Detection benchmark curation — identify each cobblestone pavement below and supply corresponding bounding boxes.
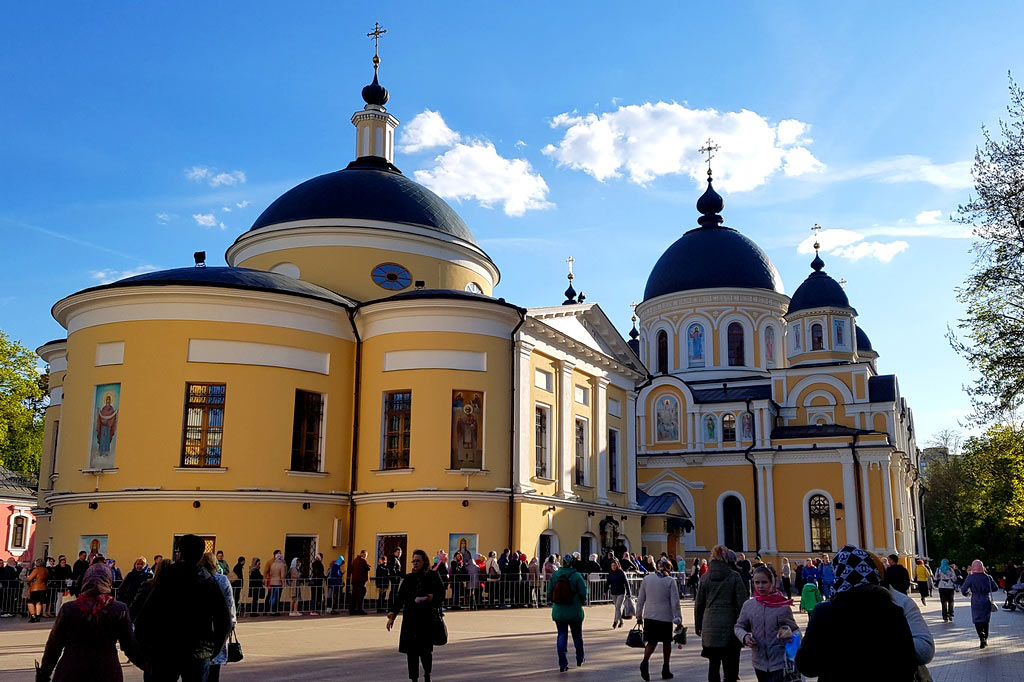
[1,592,1020,680]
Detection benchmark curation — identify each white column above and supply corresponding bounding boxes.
[557,360,576,499]
[765,462,777,552]
[593,377,609,504]
[913,480,925,557]
[882,458,897,555]
[861,460,875,550]
[756,464,768,551]
[626,394,638,508]
[840,453,860,546]
[512,341,535,493]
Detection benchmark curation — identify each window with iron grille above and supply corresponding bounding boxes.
[574,417,588,486]
[809,494,833,551]
[535,404,550,478]
[383,391,412,469]
[291,390,324,472]
[608,428,619,492]
[181,383,226,467]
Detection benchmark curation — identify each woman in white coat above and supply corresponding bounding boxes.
[636,558,682,681]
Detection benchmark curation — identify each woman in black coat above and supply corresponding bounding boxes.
[387,549,445,682]
[248,559,265,615]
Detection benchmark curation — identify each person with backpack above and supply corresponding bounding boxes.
[546,554,588,672]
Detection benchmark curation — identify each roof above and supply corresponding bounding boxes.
[869,375,897,402]
[637,490,688,516]
[788,263,856,315]
[248,156,478,246]
[363,288,525,312]
[72,267,354,308]
[690,384,772,404]
[856,326,873,353]
[0,466,36,500]
[771,424,874,439]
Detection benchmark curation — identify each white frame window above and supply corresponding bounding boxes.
[574,385,590,406]
[7,510,31,554]
[574,416,590,487]
[534,402,553,479]
[535,369,553,392]
[608,427,621,492]
[608,398,622,419]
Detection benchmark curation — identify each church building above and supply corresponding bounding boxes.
[31,42,924,573]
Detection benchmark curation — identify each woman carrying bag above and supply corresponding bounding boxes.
[636,558,683,681]
[386,549,445,682]
[608,559,629,629]
[961,559,999,649]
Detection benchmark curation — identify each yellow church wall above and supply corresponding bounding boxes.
[515,501,642,558]
[854,373,865,400]
[237,245,493,302]
[873,413,888,432]
[47,498,346,569]
[356,331,511,493]
[771,462,848,551]
[55,319,354,494]
[867,464,887,549]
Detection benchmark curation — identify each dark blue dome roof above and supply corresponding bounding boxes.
[77,266,353,307]
[856,326,873,352]
[788,256,856,314]
[249,156,477,246]
[644,226,784,300]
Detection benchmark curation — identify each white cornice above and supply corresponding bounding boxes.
[43,489,350,506]
[521,318,644,385]
[356,298,522,340]
[637,287,790,320]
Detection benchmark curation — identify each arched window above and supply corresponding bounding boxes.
[722,413,736,442]
[10,515,27,550]
[723,495,743,551]
[811,323,824,350]
[809,494,832,551]
[727,323,744,366]
[657,330,669,374]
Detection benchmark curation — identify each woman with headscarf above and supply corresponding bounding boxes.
[796,545,918,681]
[694,545,747,682]
[735,564,799,682]
[38,563,145,681]
[248,557,265,615]
[386,548,445,682]
[201,553,236,682]
[287,558,303,616]
[327,555,345,614]
[636,557,683,681]
[961,559,999,648]
[933,558,957,622]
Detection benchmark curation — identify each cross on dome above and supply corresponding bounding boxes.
[361,22,390,107]
[367,22,387,70]
[699,138,721,179]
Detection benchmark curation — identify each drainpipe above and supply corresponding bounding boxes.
[345,306,363,568]
[743,398,761,556]
[850,433,865,548]
[508,308,527,551]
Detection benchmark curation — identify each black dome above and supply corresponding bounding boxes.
[644,226,784,300]
[76,266,353,307]
[856,326,873,352]
[249,156,477,246]
[788,256,856,314]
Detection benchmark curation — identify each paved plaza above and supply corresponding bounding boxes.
[1,594,1021,681]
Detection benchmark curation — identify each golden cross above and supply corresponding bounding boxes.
[838,278,848,289]
[699,138,721,176]
[367,22,387,56]
[566,255,575,279]
[811,223,822,251]
[630,301,638,321]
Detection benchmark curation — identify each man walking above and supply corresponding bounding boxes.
[349,550,370,615]
[135,534,231,682]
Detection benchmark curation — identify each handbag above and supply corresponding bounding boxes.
[625,622,645,648]
[432,609,448,646]
[622,595,637,619]
[782,656,803,682]
[227,629,243,663]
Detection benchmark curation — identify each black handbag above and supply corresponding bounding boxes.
[625,622,645,648]
[432,609,448,646]
[227,629,243,663]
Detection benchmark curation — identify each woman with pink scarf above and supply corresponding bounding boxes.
[734,564,799,681]
[961,559,999,649]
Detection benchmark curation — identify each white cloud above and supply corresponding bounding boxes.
[414,141,553,216]
[186,166,246,187]
[828,155,972,190]
[831,241,909,263]
[797,229,910,264]
[192,213,218,228]
[90,264,159,285]
[915,209,943,225]
[542,101,824,192]
[235,200,250,209]
[399,110,461,153]
[155,212,175,223]
[221,206,232,212]
[514,140,527,149]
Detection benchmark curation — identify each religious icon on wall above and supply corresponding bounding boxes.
[655,395,680,442]
[792,322,802,351]
[741,412,754,441]
[705,415,717,442]
[451,390,483,469]
[765,326,776,368]
[687,324,705,367]
[834,319,846,348]
[89,383,120,469]
[78,535,108,560]
[448,533,478,566]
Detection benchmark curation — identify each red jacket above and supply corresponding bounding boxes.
[349,556,370,583]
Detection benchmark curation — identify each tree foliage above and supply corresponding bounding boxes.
[924,424,1024,567]
[950,74,1024,423]
[0,329,46,479]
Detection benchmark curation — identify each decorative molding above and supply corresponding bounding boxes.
[357,299,520,341]
[383,349,486,372]
[44,489,350,506]
[188,339,330,375]
[95,341,125,366]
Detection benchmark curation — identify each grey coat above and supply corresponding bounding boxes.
[694,559,748,648]
[734,598,799,672]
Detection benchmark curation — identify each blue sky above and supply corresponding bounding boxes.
[2,3,1021,442]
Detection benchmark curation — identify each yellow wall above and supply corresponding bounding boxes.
[238,245,493,301]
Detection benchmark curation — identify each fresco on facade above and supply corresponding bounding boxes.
[78,535,108,561]
[765,326,776,368]
[834,319,847,348]
[451,390,483,469]
[705,415,717,442]
[89,383,120,469]
[655,395,680,442]
[687,324,705,367]
[448,533,478,566]
[741,412,754,440]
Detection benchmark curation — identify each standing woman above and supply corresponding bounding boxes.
[386,549,445,682]
[914,559,931,606]
[735,565,799,682]
[780,558,792,599]
[248,558,265,615]
[961,559,999,648]
[933,558,957,623]
[608,559,628,629]
[25,558,49,623]
[694,545,748,682]
[636,558,682,681]
[287,558,303,616]
[546,554,588,672]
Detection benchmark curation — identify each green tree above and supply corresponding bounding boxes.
[0,329,45,478]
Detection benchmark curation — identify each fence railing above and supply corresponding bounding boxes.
[0,571,696,620]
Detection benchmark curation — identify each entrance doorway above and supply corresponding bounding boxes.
[376,534,407,573]
[284,536,318,578]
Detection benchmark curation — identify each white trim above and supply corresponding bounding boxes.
[802,489,838,553]
[784,375,854,408]
[269,262,301,279]
[6,509,32,554]
[357,299,520,341]
[188,339,331,375]
[534,401,554,481]
[716,490,749,552]
[44,489,350,506]
[50,386,63,406]
[649,322,674,373]
[94,341,125,366]
[719,314,755,368]
[383,349,487,372]
[538,529,560,558]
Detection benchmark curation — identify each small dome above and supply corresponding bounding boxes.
[788,255,856,314]
[361,73,389,106]
[248,156,478,245]
[856,326,873,352]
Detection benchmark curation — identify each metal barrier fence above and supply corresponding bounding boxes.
[0,572,694,620]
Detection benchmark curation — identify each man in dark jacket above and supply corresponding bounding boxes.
[134,534,230,681]
[349,550,370,615]
[797,546,918,682]
[375,554,390,611]
[70,551,89,596]
[388,548,403,610]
